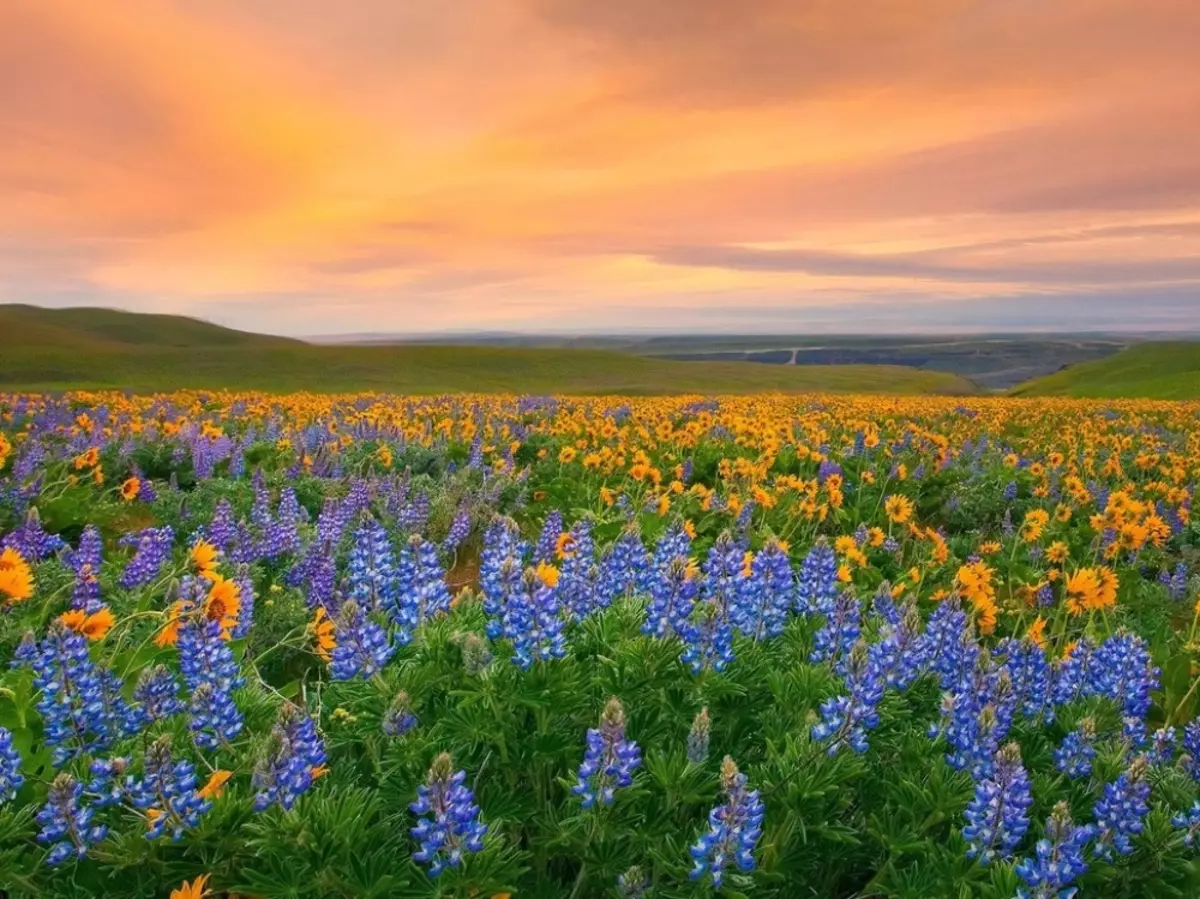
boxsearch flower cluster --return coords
[410,752,488,876]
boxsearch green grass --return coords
[0,303,302,349]
[0,344,977,395]
[1011,342,1200,399]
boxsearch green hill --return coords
[0,343,976,395]
[1012,342,1200,398]
[0,304,302,350]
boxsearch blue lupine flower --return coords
[558,519,598,621]
[345,518,398,612]
[0,725,23,803]
[810,589,861,670]
[86,756,130,808]
[1093,756,1152,859]
[188,682,244,750]
[1051,638,1095,707]
[329,600,395,680]
[643,556,699,640]
[443,504,472,555]
[505,568,567,669]
[998,638,1053,723]
[1054,719,1097,779]
[207,499,243,554]
[1004,481,1018,501]
[737,539,795,640]
[128,736,211,840]
[118,526,174,588]
[813,641,886,755]
[64,525,104,612]
[1089,631,1159,720]
[410,752,488,877]
[480,517,526,635]
[133,664,184,725]
[573,698,642,808]
[177,617,243,694]
[2,508,65,560]
[16,623,132,765]
[599,526,648,606]
[534,510,563,563]
[617,865,649,898]
[679,602,735,675]
[1015,801,1094,899]
[36,773,108,866]
[689,756,765,888]
[925,600,978,691]
[391,535,453,644]
[963,743,1033,865]
[1173,801,1200,848]
[383,690,418,736]
[252,705,327,811]
[797,541,839,615]
[638,523,692,596]
[688,707,711,764]
[1146,726,1177,765]
[1160,562,1189,601]
[232,568,255,640]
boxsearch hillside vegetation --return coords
[0,343,977,395]
[0,303,302,350]
[1012,342,1200,398]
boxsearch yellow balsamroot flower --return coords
[555,532,577,560]
[884,494,914,525]
[535,561,560,588]
[1020,509,1050,543]
[978,541,1002,556]
[311,607,336,661]
[1046,541,1069,564]
[170,874,210,899]
[558,446,577,464]
[1027,616,1048,649]
[0,546,35,604]
[58,606,115,641]
[1064,566,1119,615]
[190,539,220,581]
[204,576,241,640]
[198,770,233,801]
[120,476,140,501]
[956,560,998,635]
[376,444,393,468]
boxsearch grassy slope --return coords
[0,304,302,349]
[1012,342,1200,399]
[0,344,977,395]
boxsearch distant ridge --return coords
[0,304,304,350]
[1011,342,1200,399]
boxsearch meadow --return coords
[2,390,1200,899]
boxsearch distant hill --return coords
[1011,342,1200,398]
[0,304,303,350]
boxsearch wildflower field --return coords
[2,391,1200,899]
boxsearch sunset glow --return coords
[3,0,1199,334]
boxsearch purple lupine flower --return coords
[504,567,567,669]
[1160,563,1189,601]
[128,736,211,840]
[392,535,452,644]
[0,725,23,803]
[118,526,174,588]
[617,866,649,898]
[573,698,642,808]
[687,707,711,764]
[598,526,648,607]
[344,517,398,612]
[188,682,243,750]
[86,756,130,808]
[443,504,472,555]
[383,690,418,737]
[963,743,1033,865]
[643,556,699,640]
[252,705,327,811]
[810,589,861,671]
[797,540,839,615]
[689,756,765,888]
[1088,631,1159,720]
[1147,726,1177,766]
[36,773,108,866]
[1054,719,1097,779]
[737,539,795,641]
[534,510,563,563]
[64,525,104,613]
[1014,801,1094,899]
[1093,756,1152,859]
[557,519,597,621]
[1173,801,1200,848]
[410,752,488,877]
[133,664,184,724]
[329,600,394,680]
[812,641,886,755]
[2,508,65,560]
[177,616,242,694]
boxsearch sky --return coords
[2,0,1199,337]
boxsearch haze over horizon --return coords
[3,1,1199,336]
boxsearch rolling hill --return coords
[0,343,977,395]
[0,304,302,350]
[1011,342,1200,398]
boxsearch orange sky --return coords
[2,0,1199,334]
